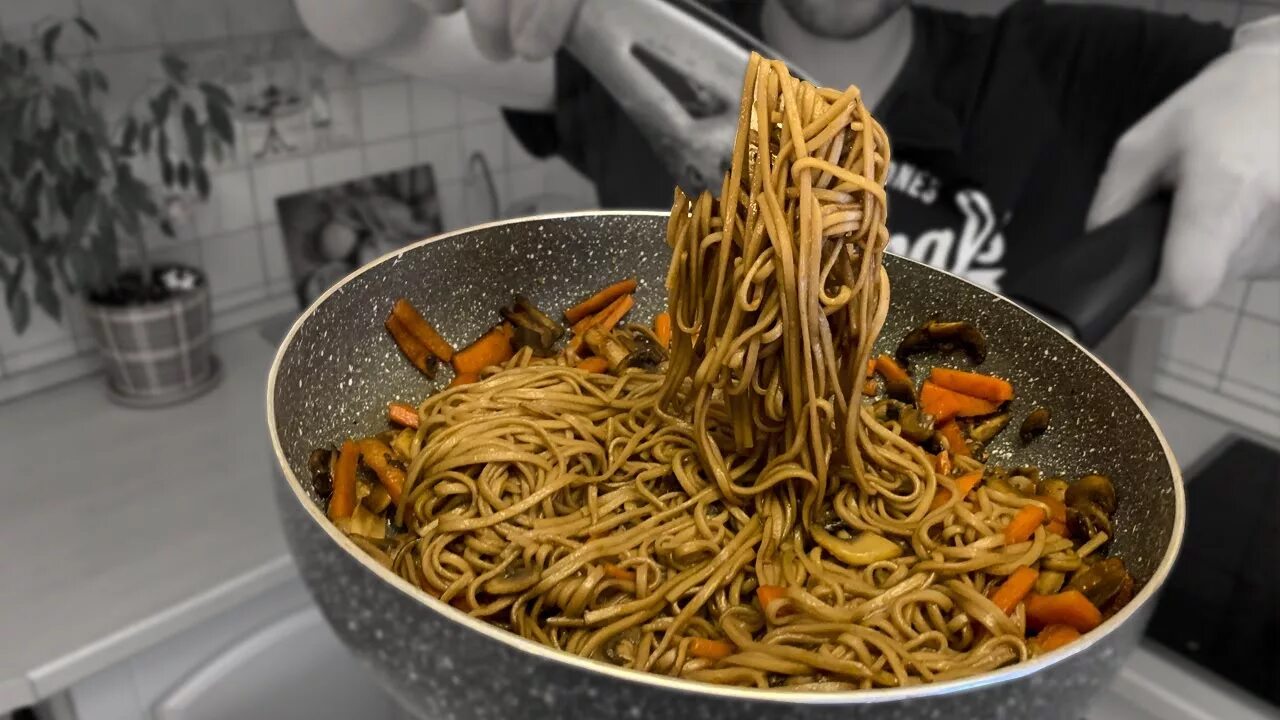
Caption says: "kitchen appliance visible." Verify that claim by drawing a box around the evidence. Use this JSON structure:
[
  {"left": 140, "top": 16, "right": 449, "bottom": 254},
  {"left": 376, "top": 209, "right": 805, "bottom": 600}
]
[{"left": 267, "top": 211, "right": 1183, "bottom": 720}]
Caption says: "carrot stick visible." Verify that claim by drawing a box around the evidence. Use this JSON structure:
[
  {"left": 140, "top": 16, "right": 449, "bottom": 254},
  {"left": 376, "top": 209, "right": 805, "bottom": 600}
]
[
  {"left": 576, "top": 356, "right": 610, "bottom": 374},
  {"left": 391, "top": 298, "right": 454, "bottom": 361},
  {"left": 935, "top": 450, "right": 952, "bottom": 476},
  {"left": 1047, "top": 519, "right": 1069, "bottom": 537},
  {"left": 385, "top": 315, "right": 436, "bottom": 376},
  {"left": 866, "top": 359, "right": 876, "bottom": 377},
  {"left": 327, "top": 440, "right": 359, "bottom": 520},
  {"left": 929, "top": 469, "right": 984, "bottom": 511},
  {"left": 387, "top": 401, "right": 419, "bottom": 428},
  {"left": 357, "top": 438, "right": 405, "bottom": 504},
  {"left": 756, "top": 585, "right": 792, "bottom": 616},
  {"left": 603, "top": 563, "right": 635, "bottom": 581},
  {"left": 862, "top": 380, "right": 878, "bottom": 395},
  {"left": 1035, "top": 624, "right": 1082, "bottom": 652},
  {"left": 1026, "top": 590, "right": 1103, "bottom": 632},
  {"left": 919, "top": 381, "right": 1001, "bottom": 423},
  {"left": 1004, "top": 504, "right": 1047, "bottom": 545},
  {"left": 874, "top": 354, "right": 911, "bottom": 386},
  {"left": 449, "top": 372, "right": 480, "bottom": 388},
  {"left": 569, "top": 294, "right": 634, "bottom": 354},
  {"left": 564, "top": 278, "right": 637, "bottom": 323},
  {"left": 929, "top": 367, "right": 1013, "bottom": 403},
  {"left": 688, "top": 638, "right": 735, "bottom": 660},
  {"left": 453, "top": 324, "right": 514, "bottom": 374},
  {"left": 936, "top": 420, "right": 970, "bottom": 458},
  {"left": 990, "top": 566, "right": 1040, "bottom": 615},
  {"left": 1038, "top": 495, "right": 1067, "bottom": 527},
  {"left": 654, "top": 312, "right": 672, "bottom": 348}
]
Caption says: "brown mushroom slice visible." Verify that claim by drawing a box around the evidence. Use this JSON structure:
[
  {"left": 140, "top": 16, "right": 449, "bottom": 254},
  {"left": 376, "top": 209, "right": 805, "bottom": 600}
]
[
  {"left": 1067, "top": 501, "right": 1113, "bottom": 542},
  {"left": 501, "top": 295, "right": 564, "bottom": 356},
  {"left": 1065, "top": 474, "right": 1116, "bottom": 515},
  {"left": 895, "top": 319, "right": 988, "bottom": 366},
  {"left": 873, "top": 399, "right": 935, "bottom": 443},
  {"left": 1036, "top": 477, "right": 1070, "bottom": 504},
  {"left": 308, "top": 447, "right": 334, "bottom": 497},
  {"left": 1066, "top": 557, "right": 1131, "bottom": 607},
  {"left": 1020, "top": 407, "right": 1051, "bottom": 443},
  {"left": 967, "top": 412, "right": 1011, "bottom": 445}
]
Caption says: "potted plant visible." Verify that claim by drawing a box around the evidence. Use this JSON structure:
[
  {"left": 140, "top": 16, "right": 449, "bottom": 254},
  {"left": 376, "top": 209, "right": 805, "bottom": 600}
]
[{"left": 0, "top": 17, "right": 237, "bottom": 406}]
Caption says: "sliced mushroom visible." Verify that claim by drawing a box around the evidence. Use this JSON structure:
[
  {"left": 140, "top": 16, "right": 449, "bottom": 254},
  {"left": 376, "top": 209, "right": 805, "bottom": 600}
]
[
  {"left": 363, "top": 484, "right": 393, "bottom": 515},
  {"left": 1020, "top": 407, "right": 1051, "bottom": 443},
  {"left": 967, "top": 412, "right": 1011, "bottom": 445},
  {"left": 1065, "top": 474, "right": 1116, "bottom": 515},
  {"left": 1067, "top": 557, "right": 1130, "bottom": 607},
  {"left": 895, "top": 319, "right": 988, "bottom": 367},
  {"left": 501, "top": 295, "right": 564, "bottom": 356},
  {"left": 484, "top": 564, "right": 543, "bottom": 595},
  {"left": 883, "top": 374, "right": 916, "bottom": 405},
  {"left": 1034, "top": 570, "right": 1066, "bottom": 595},
  {"left": 308, "top": 447, "right": 333, "bottom": 497},
  {"left": 1102, "top": 569, "right": 1136, "bottom": 619},
  {"left": 583, "top": 327, "right": 631, "bottom": 371},
  {"left": 873, "top": 399, "right": 935, "bottom": 443},
  {"left": 1036, "top": 477, "right": 1070, "bottom": 504},
  {"left": 1067, "top": 501, "right": 1112, "bottom": 542},
  {"left": 618, "top": 331, "right": 668, "bottom": 371},
  {"left": 812, "top": 527, "right": 903, "bottom": 565}
]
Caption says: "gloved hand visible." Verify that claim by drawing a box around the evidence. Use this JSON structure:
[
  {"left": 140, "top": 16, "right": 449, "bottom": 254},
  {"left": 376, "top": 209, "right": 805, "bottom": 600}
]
[
  {"left": 1086, "top": 15, "right": 1280, "bottom": 310},
  {"left": 413, "top": 0, "right": 585, "bottom": 62}
]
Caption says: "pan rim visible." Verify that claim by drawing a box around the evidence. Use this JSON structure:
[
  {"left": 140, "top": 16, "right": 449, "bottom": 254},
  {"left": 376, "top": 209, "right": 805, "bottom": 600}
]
[{"left": 266, "top": 209, "right": 1185, "bottom": 706}]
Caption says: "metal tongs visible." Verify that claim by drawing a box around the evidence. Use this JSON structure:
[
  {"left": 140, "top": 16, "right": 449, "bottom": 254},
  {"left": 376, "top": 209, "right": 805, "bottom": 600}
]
[{"left": 565, "top": 0, "right": 812, "bottom": 195}]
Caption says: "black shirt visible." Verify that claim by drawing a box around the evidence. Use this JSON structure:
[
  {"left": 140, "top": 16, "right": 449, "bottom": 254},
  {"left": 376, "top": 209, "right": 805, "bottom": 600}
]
[{"left": 505, "top": 0, "right": 1229, "bottom": 300}]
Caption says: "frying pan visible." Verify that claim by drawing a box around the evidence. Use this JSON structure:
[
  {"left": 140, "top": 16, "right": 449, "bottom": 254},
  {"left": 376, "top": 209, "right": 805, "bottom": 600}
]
[{"left": 267, "top": 211, "right": 1183, "bottom": 720}]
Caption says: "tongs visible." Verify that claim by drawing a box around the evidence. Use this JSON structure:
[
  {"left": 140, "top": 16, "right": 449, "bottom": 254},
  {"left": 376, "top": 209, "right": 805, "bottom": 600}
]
[{"left": 565, "top": 0, "right": 811, "bottom": 195}]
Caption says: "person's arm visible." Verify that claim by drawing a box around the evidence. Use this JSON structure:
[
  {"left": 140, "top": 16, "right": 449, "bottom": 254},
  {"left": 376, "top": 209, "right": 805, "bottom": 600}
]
[{"left": 295, "top": 0, "right": 572, "bottom": 112}]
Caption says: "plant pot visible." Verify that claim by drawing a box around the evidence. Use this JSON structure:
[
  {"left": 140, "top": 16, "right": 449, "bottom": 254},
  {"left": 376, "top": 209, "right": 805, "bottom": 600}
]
[{"left": 84, "top": 264, "right": 221, "bottom": 407}]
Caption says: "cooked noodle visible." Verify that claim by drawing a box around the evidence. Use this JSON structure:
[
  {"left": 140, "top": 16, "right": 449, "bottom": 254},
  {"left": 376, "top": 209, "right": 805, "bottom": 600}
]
[{"left": 372, "top": 56, "right": 1072, "bottom": 688}]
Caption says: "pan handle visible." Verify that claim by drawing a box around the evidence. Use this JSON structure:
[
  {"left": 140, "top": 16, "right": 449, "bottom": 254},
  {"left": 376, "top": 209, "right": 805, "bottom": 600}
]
[{"left": 1003, "top": 194, "right": 1171, "bottom": 347}]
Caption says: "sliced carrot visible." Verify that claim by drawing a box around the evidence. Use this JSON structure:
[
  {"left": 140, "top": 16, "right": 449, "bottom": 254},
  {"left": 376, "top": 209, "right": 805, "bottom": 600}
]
[
  {"left": 569, "top": 294, "right": 634, "bottom": 354},
  {"left": 688, "top": 637, "right": 735, "bottom": 660},
  {"left": 929, "top": 367, "right": 1013, "bottom": 404},
  {"left": 564, "top": 278, "right": 637, "bottom": 323},
  {"left": 358, "top": 437, "right": 405, "bottom": 504},
  {"left": 1038, "top": 495, "right": 1067, "bottom": 527},
  {"left": 1046, "top": 519, "right": 1069, "bottom": 537},
  {"left": 391, "top": 298, "right": 454, "bottom": 361},
  {"left": 936, "top": 420, "right": 971, "bottom": 458},
  {"left": 989, "top": 566, "right": 1040, "bottom": 615},
  {"left": 449, "top": 372, "right": 480, "bottom": 388},
  {"left": 929, "top": 469, "right": 984, "bottom": 511},
  {"left": 603, "top": 563, "right": 635, "bottom": 581},
  {"left": 756, "top": 585, "right": 792, "bottom": 616},
  {"left": 1035, "top": 624, "right": 1082, "bottom": 652},
  {"left": 1026, "top": 590, "right": 1103, "bottom": 632},
  {"left": 453, "top": 324, "right": 514, "bottom": 374},
  {"left": 919, "top": 381, "right": 1001, "bottom": 423},
  {"left": 327, "top": 439, "right": 359, "bottom": 520},
  {"left": 654, "top": 312, "right": 672, "bottom": 348},
  {"left": 1004, "top": 505, "right": 1047, "bottom": 545},
  {"left": 576, "top": 356, "right": 610, "bottom": 374},
  {"left": 385, "top": 314, "right": 436, "bottom": 376},
  {"left": 935, "top": 450, "right": 952, "bottom": 476},
  {"left": 862, "top": 380, "right": 878, "bottom": 395},
  {"left": 874, "top": 354, "right": 911, "bottom": 386},
  {"left": 387, "top": 401, "right": 420, "bottom": 429},
  {"left": 866, "top": 359, "right": 876, "bottom": 377}
]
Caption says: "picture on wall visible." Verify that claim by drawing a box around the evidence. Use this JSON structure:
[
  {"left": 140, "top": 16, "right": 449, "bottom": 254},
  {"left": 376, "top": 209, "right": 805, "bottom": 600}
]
[{"left": 277, "top": 163, "right": 443, "bottom": 306}]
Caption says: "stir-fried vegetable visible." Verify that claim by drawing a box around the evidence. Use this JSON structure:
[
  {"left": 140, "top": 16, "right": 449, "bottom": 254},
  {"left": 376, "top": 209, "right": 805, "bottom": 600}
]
[
  {"left": 929, "top": 367, "right": 1014, "bottom": 403},
  {"left": 387, "top": 401, "right": 419, "bottom": 428},
  {"left": 327, "top": 440, "right": 359, "bottom": 520},
  {"left": 1032, "top": 624, "right": 1081, "bottom": 652},
  {"left": 564, "top": 277, "right": 638, "bottom": 323},
  {"left": 653, "top": 312, "right": 672, "bottom": 348},
  {"left": 990, "top": 566, "right": 1040, "bottom": 614},
  {"left": 357, "top": 438, "right": 406, "bottom": 504},
  {"left": 919, "top": 381, "right": 1002, "bottom": 422},
  {"left": 688, "top": 638, "right": 735, "bottom": 660},
  {"left": 453, "top": 324, "right": 515, "bottom": 374},
  {"left": 391, "top": 298, "right": 455, "bottom": 361},
  {"left": 930, "top": 469, "right": 984, "bottom": 510},
  {"left": 874, "top": 354, "right": 915, "bottom": 403},
  {"left": 1004, "top": 504, "right": 1046, "bottom": 545},
  {"left": 576, "top": 356, "right": 611, "bottom": 373},
  {"left": 1026, "top": 590, "right": 1103, "bottom": 632},
  {"left": 384, "top": 314, "right": 437, "bottom": 377}
]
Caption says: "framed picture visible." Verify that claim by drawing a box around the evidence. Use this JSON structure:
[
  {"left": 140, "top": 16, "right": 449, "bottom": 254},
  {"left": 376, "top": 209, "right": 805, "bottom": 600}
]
[{"left": 277, "top": 163, "right": 443, "bottom": 306}]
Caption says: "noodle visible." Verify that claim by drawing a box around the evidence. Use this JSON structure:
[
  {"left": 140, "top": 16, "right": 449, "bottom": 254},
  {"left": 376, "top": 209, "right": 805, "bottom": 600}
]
[{"left": 338, "top": 56, "right": 1104, "bottom": 689}]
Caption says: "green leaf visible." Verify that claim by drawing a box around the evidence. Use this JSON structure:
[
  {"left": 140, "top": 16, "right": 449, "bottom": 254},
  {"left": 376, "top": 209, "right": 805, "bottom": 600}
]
[
  {"left": 32, "top": 262, "right": 60, "bottom": 321},
  {"left": 68, "top": 192, "right": 96, "bottom": 242},
  {"left": 161, "top": 156, "right": 174, "bottom": 186},
  {"left": 158, "top": 127, "right": 169, "bottom": 163},
  {"left": 177, "top": 161, "right": 189, "bottom": 188},
  {"left": 206, "top": 101, "right": 234, "bottom": 145},
  {"left": 120, "top": 117, "right": 137, "bottom": 155},
  {"left": 139, "top": 122, "right": 153, "bottom": 153},
  {"left": 73, "top": 17, "right": 99, "bottom": 41},
  {"left": 149, "top": 88, "right": 174, "bottom": 126},
  {"left": 76, "top": 132, "right": 103, "bottom": 178},
  {"left": 41, "top": 24, "right": 63, "bottom": 63},
  {"left": 52, "top": 86, "right": 83, "bottom": 129},
  {"left": 0, "top": 207, "right": 29, "bottom": 254},
  {"left": 160, "top": 53, "right": 188, "bottom": 84},
  {"left": 198, "top": 82, "right": 233, "bottom": 109},
  {"left": 181, "top": 103, "right": 204, "bottom": 164},
  {"left": 194, "top": 166, "right": 210, "bottom": 198}
]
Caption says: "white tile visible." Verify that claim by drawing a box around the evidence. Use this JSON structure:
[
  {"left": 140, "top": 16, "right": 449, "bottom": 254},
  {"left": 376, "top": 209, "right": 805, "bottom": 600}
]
[
  {"left": 504, "top": 123, "right": 540, "bottom": 168},
  {"left": 253, "top": 158, "right": 310, "bottom": 224},
  {"left": 194, "top": 169, "right": 258, "bottom": 236},
  {"left": 79, "top": 0, "right": 163, "bottom": 50},
  {"left": 1244, "top": 280, "right": 1280, "bottom": 321},
  {"left": 1211, "top": 279, "right": 1250, "bottom": 309},
  {"left": 1220, "top": 379, "right": 1280, "bottom": 415},
  {"left": 355, "top": 60, "right": 402, "bottom": 84},
  {"left": 411, "top": 80, "right": 460, "bottom": 133},
  {"left": 437, "top": 180, "right": 467, "bottom": 231},
  {"left": 1224, "top": 316, "right": 1280, "bottom": 394},
  {"left": 65, "top": 663, "right": 144, "bottom": 720},
  {"left": 1154, "top": 373, "right": 1280, "bottom": 439},
  {"left": 1164, "top": 305, "right": 1240, "bottom": 373},
  {"left": 503, "top": 163, "right": 545, "bottom": 215},
  {"left": 0, "top": 353, "right": 100, "bottom": 404},
  {"left": 158, "top": 0, "right": 229, "bottom": 43},
  {"left": 415, "top": 130, "right": 464, "bottom": 182},
  {"left": 360, "top": 81, "right": 411, "bottom": 142},
  {"left": 462, "top": 120, "right": 506, "bottom": 173},
  {"left": 363, "top": 137, "right": 414, "bottom": 175},
  {"left": 226, "top": 0, "right": 301, "bottom": 36},
  {"left": 1158, "top": 357, "right": 1220, "bottom": 388},
  {"left": 1160, "top": 0, "right": 1241, "bottom": 24},
  {"left": 0, "top": 308, "right": 77, "bottom": 374},
  {"left": 202, "top": 227, "right": 265, "bottom": 298},
  {"left": 460, "top": 94, "right": 502, "bottom": 123},
  {"left": 1240, "top": 3, "right": 1279, "bottom": 22},
  {"left": 261, "top": 223, "right": 291, "bottom": 281},
  {"left": 309, "top": 147, "right": 365, "bottom": 187}
]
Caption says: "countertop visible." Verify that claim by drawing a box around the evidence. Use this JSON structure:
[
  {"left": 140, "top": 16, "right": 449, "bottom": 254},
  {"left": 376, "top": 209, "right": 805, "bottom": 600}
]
[{"left": 0, "top": 322, "right": 298, "bottom": 712}]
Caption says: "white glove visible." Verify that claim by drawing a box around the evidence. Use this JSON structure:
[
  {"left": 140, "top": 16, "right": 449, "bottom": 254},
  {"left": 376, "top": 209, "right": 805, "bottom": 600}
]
[
  {"left": 1086, "top": 15, "right": 1280, "bottom": 310},
  {"left": 413, "top": 0, "right": 584, "bottom": 62}
]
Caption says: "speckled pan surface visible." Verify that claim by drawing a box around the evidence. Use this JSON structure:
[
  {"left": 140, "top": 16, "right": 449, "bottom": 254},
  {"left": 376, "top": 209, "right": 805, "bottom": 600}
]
[{"left": 268, "top": 212, "right": 1182, "bottom": 720}]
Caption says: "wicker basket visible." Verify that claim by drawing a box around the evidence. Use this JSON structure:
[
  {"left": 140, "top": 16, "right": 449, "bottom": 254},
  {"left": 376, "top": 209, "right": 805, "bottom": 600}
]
[{"left": 84, "top": 278, "right": 217, "bottom": 405}]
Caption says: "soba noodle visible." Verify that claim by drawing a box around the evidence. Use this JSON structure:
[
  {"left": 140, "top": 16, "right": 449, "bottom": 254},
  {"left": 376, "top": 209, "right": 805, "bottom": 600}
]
[{"left": 377, "top": 56, "right": 1066, "bottom": 688}]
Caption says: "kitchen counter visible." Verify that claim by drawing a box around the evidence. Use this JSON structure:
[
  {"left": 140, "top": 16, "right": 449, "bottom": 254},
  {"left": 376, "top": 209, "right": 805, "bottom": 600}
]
[{"left": 0, "top": 322, "right": 298, "bottom": 713}]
